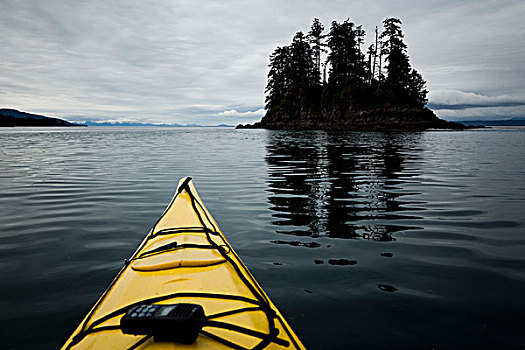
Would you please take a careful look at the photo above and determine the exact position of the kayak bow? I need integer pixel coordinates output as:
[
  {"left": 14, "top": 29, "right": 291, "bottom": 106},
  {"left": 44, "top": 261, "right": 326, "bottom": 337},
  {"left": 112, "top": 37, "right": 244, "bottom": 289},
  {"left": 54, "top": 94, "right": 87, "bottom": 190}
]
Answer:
[{"left": 62, "top": 177, "right": 305, "bottom": 349}]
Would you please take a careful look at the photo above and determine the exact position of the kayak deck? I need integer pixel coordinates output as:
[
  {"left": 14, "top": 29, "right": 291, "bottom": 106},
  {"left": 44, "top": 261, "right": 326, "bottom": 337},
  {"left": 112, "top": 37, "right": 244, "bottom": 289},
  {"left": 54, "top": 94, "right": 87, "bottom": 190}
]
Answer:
[{"left": 62, "top": 177, "right": 305, "bottom": 349}]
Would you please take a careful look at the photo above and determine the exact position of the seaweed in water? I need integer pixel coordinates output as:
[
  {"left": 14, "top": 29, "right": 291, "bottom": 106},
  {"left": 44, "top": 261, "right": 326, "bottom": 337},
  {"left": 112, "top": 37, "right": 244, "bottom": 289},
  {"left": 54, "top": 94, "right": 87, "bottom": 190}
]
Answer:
[
  {"left": 378, "top": 284, "right": 398, "bottom": 292},
  {"left": 328, "top": 259, "right": 358, "bottom": 266}
]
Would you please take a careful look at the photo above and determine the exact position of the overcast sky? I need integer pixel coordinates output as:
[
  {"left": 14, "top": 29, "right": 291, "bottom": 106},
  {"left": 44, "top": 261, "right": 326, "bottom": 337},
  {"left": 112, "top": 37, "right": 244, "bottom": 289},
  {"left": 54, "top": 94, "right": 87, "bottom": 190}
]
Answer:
[{"left": 1, "top": 0, "right": 524, "bottom": 124}]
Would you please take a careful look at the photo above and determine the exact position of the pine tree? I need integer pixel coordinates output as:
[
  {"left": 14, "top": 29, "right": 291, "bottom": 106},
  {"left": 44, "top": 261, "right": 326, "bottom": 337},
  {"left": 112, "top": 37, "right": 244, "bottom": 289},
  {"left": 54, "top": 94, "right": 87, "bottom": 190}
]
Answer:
[
  {"left": 372, "top": 26, "right": 379, "bottom": 82},
  {"left": 366, "top": 44, "right": 374, "bottom": 83},
  {"left": 308, "top": 18, "right": 325, "bottom": 88},
  {"left": 380, "top": 18, "right": 411, "bottom": 91},
  {"left": 326, "top": 19, "right": 367, "bottom": 88},
  {"left": 264, "top": 16, "right": 429, "bottom": 124},
  {"left": 408, "top": 69, "right": 428, "bottom": 107},
  {"left": 265, "top": 46, "right": 291, "bottom": 111},
  {"left": 380, "top": 17, "right": 427, "bottom": 106},
  {"left": 289, "top": 31, "right": 314, "bottom": 112}
]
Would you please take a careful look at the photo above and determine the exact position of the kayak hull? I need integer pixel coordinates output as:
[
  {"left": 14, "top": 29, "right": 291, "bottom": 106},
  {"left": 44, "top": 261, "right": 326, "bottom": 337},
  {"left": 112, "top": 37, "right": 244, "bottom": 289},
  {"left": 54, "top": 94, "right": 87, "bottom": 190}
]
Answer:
[{"left": 62, "top": 178, "right": 305, "bottom": 350}]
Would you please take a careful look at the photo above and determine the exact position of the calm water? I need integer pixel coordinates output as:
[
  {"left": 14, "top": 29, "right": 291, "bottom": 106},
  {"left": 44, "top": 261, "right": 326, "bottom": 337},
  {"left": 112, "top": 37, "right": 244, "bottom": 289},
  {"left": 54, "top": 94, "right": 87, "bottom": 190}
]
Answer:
[{"left": 0, "top": 127, "right": 524, "bottom": 349}]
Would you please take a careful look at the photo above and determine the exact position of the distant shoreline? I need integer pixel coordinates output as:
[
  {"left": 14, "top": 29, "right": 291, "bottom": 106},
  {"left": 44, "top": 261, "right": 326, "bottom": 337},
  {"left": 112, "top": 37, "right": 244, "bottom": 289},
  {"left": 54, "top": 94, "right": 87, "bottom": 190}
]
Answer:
[
  {"left": 456, "top": 118, "right": 525, "bottom": 127},
  {"left": 0, "top": 109, "right": 237, "bottom": 128},
  {"left": 78, "top": 121, "right": 234, "bottom": 127},
  {"left": 3, "top": 107, "right": 523, "bottom": 128},
  {"left": 0, "top": 109, "right": 85, "bottom": 127}
]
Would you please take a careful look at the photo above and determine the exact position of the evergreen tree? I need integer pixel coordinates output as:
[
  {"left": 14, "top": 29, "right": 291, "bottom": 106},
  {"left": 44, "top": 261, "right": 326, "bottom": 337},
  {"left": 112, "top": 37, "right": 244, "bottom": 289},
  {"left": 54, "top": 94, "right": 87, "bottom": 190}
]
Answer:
[
  {"left": 264, "top": 16, "right": 429, "bottom": 121},
  {"left": 380, "top": 18, "right": 411, "bottom": 90},
  {"left": 308, "top": 18, "right": 325, "bottom": 87},
  {"left": 265, "top": 46, "right": 291, "bottom": 111},
  {"left": 326, "top": 20, "right": 367, "bottom": 88},
  {"left": 380, "top": 17, "right": 427, "bottom": 106},
  {"left": 408, "top": 69, "right": 428, "bottom": 107},
  {"left": 366, "top": 43, "right": 374, "bottom": 83},
  {"left": 372, "top": 26, "right": 379, "bottom": 82},
  {"left": 289, "top": 31, "right": 314, "bottom": 112}
]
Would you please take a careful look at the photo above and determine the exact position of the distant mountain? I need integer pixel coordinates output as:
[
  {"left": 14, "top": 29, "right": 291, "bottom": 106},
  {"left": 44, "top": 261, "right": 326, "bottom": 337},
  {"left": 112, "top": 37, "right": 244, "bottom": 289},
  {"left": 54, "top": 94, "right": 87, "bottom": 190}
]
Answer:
[
  {"left": 80, "top": 121, "right": 234, "bottom": 127},
  {"left": 0, "top": 110, "right": 235, "bottom": 127},
  {"left": 458, "top": 118, "right": 525, "bottom": 126},
  {"left": 0, "top": 109, "right": 85, "bottom": 127},
  {"left": 80, "top": 121, "right": 184, "bottom": 127}
]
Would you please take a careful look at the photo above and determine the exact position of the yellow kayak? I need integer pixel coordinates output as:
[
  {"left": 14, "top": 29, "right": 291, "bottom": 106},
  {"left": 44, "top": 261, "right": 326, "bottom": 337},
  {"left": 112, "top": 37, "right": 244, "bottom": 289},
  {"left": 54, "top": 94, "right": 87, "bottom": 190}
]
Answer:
[{"left": 62, "top": 177, "right": 305, "bottom": 350}]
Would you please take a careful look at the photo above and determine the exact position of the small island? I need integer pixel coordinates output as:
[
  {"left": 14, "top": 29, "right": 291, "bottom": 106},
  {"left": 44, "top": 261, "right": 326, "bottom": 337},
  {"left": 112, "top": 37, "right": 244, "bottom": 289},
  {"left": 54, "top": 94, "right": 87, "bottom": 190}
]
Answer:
[
  {"left": 0, "top": 109, "right": 85, "bottom": 127},
  {"left": 237, "top": 18, "right": 465, "bottom": 130}
]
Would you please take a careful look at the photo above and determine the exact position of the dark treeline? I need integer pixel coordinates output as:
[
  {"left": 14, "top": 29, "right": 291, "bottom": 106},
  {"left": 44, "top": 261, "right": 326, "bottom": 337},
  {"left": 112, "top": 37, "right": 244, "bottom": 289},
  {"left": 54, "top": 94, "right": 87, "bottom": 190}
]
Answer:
[{"left": 265, "top": 17, "right": 428, "bottom": 118}]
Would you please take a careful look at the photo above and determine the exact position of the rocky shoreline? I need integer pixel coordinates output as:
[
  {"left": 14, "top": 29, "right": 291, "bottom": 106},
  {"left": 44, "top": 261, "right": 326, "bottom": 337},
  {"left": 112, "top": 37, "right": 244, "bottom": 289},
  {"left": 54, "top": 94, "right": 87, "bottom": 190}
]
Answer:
[{"left": 236, "top": 107, "right": 469, "bottom": 131}]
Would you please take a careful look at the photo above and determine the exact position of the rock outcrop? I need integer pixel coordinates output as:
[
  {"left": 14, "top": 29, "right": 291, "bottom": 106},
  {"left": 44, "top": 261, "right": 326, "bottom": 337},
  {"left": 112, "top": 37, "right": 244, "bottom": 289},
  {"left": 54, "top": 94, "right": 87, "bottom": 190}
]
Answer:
[{"left": 236, "top": 107, "right": 466, "bottom": 130}]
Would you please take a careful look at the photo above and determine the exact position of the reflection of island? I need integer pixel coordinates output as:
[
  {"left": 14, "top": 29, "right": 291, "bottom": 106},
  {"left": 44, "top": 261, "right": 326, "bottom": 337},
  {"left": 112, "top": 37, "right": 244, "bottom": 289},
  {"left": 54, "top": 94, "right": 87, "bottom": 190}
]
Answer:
[{"left": 265, "top": 130, "right": 424, "bottom": 241}]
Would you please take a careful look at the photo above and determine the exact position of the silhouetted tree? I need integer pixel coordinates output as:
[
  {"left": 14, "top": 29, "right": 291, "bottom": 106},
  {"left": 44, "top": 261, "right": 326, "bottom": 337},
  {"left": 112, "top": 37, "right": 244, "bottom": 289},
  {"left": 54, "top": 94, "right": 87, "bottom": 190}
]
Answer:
[
  {"left": 366, "top": 44, "right": 374, "bottom": 83},
  {"left": 308, "top": 18, "right": 325, "bottom": 87},
  {"left": 372, "top": 26, "right": 379, "bottom": 82},
  {"left": 264, "top": 17, "right": 429, "bottom": 122},
  {"left": 265, "top": 46, "right": 292, "bottom": 111},
  {"left": 326, "top": 19, "right": 367, "bottom": 87},
  {"left": 378, "top": 40, "right": 384, "bottom": 82},
  {"left": 408, "top": 69, "right": 428, "bottom": 107},
  {"left": 289, "top": 31, "right": 315, "bottom": 113},
  {"left": 380, "top": 17, "right": 427, "bottom": 106},
  {"left": 380, "top": 18, "right": 410, "bottom": 89}
]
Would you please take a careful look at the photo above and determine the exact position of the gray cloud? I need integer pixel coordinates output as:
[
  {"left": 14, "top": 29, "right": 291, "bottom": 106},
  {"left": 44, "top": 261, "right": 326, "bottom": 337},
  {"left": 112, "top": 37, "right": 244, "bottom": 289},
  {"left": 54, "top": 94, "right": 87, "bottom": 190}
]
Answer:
[
  {"left": 428, "top": 90, "right": 525, "bottom": 107},
  {"left": 433, "top": 105, "right": 525, "bottom": 120},
  {"left": 427, "top": 90, "right": 525, "bottom": 120},
  {"left": 1, "top": 0, "right": 524, "bottom": 123}
]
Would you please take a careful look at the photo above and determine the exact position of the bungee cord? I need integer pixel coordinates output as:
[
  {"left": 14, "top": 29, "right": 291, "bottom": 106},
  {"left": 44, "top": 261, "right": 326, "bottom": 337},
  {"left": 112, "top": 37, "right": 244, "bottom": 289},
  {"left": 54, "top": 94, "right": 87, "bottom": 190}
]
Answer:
[{"left": 64, "top": 177, "right": 299, "bottom": 350}]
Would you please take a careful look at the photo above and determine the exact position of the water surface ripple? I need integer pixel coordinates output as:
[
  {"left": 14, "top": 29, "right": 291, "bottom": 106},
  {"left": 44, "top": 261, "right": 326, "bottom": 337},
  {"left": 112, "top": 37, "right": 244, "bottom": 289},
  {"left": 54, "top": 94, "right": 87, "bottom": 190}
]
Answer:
[{"left": 0, "top": 127, "right": 524, "bottom": 349}]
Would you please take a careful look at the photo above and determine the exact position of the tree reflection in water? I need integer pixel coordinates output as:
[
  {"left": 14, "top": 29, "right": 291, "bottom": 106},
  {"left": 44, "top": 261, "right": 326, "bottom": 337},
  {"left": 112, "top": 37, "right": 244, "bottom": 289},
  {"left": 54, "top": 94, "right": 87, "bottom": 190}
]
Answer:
[{"left": 265, "top": 130, "right": 425, "bottom": 242}]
